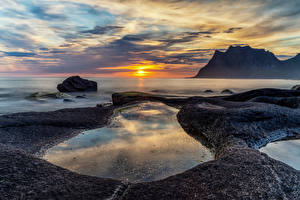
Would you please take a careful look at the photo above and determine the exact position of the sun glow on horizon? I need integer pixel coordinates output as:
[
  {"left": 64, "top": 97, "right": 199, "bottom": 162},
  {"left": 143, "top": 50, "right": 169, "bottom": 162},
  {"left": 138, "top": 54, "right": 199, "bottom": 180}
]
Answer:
[
  {"left": 98, "top": 61, "right": 164, "bottom": 77},
  {"left": 135, "top": 70, "right": 147, "bottom": 77}
]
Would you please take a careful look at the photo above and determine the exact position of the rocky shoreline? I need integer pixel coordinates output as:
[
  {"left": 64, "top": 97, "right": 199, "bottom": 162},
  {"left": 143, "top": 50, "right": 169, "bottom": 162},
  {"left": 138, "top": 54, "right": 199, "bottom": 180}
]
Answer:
[{"left": 0, "top": 88, "right": 300, "bottom": 199}]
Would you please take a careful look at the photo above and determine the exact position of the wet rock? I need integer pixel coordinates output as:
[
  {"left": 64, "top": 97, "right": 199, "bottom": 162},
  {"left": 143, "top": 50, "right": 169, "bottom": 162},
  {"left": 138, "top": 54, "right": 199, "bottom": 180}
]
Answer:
[
  {"left": 97, "top": 103, "right": 113, "bottom": 108},
  {"left": 150, "top": 89, "right": 168, "bottom": 93},
  {"left": 0, "top": 106, "right": 115, "bottom": 154},
  {"left": 177, "top": 98, "right": 300, "bottom": 149},
  {"left": 26, "top": 92, "right": 70, "bottom": 100},
  {"left": 204, "top": 89, "right": 214, "bottom": 93},
  {"left": 112, "top": 92, "right": 159, "bottom": 106},
  {"left": 250, "top": 96, "right": 300, "bottom": 108},
  {"left": 291, "top": 85, "right": 300, "bottom": 90},
  {"left": 2, "top": 88, "right": 300, "bottom": 199},
  {"left": 0, "top": 144, "right": 122, "bottom": 200},
  {"left": 112, "top": 92, "right": 187, "bottom": 108},
  {"left": 224, "top": 88, "right": 300, "bottom": 102},
  {"left": 76, "top": 95, "right": 87, "bottom": 99},
  {"left": 57, "top": 76, "right": 97, "bottom": 92},
  {"left": 221, "top": 89, "right": 234, "bottom": 94},
  {"left": 63, "top": 99, "right": 74, "bottom": 103},
  {"left": 122, "top": 145, "right": 300, "bottom": 200}
]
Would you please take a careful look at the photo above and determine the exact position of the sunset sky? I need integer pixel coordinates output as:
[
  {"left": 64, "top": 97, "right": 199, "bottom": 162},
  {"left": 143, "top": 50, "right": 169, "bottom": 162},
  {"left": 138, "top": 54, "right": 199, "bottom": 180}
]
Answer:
[{"left": 1, "top": 0, "right": 300, "bottom": 77}]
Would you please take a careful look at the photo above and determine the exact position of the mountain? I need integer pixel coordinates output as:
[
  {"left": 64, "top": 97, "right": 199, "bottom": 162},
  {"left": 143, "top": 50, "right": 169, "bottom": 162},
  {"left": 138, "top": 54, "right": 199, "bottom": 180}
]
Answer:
[{"left": 194, "top": 45, "right": 300, "bottom": 79}]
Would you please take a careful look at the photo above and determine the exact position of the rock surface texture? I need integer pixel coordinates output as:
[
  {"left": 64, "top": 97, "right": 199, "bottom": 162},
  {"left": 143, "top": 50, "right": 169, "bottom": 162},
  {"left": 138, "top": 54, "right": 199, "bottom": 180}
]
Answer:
[
  {"left": 0, "top": 88, "right": 300, "bottom": 199},
  {"left": 57, "top": 76, "right": 97, "bottom": 92}
]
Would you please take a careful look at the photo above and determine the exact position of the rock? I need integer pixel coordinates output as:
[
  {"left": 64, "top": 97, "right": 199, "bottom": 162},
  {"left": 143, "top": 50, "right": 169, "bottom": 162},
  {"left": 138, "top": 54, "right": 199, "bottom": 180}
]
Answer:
[
  {"left": 112, "top": 92, "right": 187, "bottom": 108},
  {"left": 0, "top": 144, "right": 122, "bottom": 199},
  {"left": 204, "top": 89, "right": 214, "bottom": 93},
  {"left": 121, "top": 145, "right": 300, "bottom": 200},
  {"left": 177, "top": 98, "right": 300, "bottom": 149},
  {"left": 63, "top": 99, "right": 74, "bottom": 103},
  {"left": 223, "top": 88, "right": 300, "bottom": 102},
  {"left": 76, "top": 95, "right": 87, "bottom": 99},
  {"left": 26, "top": 92, "right": 70, "bottom": 100},
  {"left": 250, "top": 96, "right": 300, "bottom": 108},
  {"left": 0, "top": 106, "right": 115, "bottom": 154},
  {"left": 97, "top": 103, "right": 113, "bottom": 108},
  {"left": 221, "top": 89, "right": 234, "bottom": 94},
  {"left": 291, "top": 85, "right": 300, "bottom": 90},
  {"left": 57, "top": 76, "right": 97, "bottom": 92},
  {"left": 150, "top": 89, "right": 168, "bottom": 93},
  {"left": 1, "top": 88, "right": 300, "bottom": 199}
]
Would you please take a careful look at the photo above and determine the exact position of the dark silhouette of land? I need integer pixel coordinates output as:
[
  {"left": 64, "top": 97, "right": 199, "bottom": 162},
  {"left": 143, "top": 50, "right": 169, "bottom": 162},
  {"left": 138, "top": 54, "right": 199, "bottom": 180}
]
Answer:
[{"left": 195, "top": 45, "right": 300, "bottom": 79}]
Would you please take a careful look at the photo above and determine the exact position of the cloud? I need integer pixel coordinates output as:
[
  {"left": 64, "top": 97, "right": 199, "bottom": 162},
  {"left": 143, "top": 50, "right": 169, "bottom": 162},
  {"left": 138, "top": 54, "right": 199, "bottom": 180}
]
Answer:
[
  {"left": 1, "top": 0, "right": 300, "bottom": 77},
  {"left": 2, "top": 51, "right": 36, "bottom": 57},
  {"left": 29, "top": 5, "right": 66, "bottom": 21},
  {"left": 0, "top": 30, "right": 37, "bottom": 50},
  {"left": 80, "top": 25, "right": 123, "bottom": 35},
  {"left": 223, "top": 27, "right": 243, "bottom": 33}
]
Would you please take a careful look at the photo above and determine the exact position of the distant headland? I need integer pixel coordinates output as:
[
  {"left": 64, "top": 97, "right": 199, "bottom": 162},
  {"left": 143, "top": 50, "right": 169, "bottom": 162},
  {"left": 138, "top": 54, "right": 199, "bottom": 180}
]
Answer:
[{"left": 194, "top": 45, "right": 300, "bottom": 79}]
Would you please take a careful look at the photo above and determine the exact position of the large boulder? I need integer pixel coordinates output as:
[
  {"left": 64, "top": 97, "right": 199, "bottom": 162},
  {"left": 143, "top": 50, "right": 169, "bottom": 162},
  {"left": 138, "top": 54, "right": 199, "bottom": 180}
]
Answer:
[{"left": 57, "top": 76, "right": 97, "bottom": 92}]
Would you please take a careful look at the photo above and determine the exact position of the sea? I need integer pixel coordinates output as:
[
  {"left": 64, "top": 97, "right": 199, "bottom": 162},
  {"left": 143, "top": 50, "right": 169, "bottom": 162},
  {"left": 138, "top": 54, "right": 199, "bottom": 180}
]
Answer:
[{"left": 1, "top": 77, "right": 300, "bottom": 114}]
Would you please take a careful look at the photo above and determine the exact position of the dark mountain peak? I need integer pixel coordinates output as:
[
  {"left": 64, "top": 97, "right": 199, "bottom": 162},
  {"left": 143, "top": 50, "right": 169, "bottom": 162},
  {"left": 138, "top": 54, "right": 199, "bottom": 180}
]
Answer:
[
  {"left": 227, "top": 45, "right": 251, "bottom": 51},
  {"left": 194, "top": 45, "right": 300, "bottom": 78},
  {"left": 285, "top": 53, "right": 300, "bottom": 64}
]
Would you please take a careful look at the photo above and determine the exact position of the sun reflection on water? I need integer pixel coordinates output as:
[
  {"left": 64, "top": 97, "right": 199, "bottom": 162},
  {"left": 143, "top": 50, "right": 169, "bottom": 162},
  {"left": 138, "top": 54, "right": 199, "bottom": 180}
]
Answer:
[{"left": 44, "top": 102, "right": 213, "bottom": 182}]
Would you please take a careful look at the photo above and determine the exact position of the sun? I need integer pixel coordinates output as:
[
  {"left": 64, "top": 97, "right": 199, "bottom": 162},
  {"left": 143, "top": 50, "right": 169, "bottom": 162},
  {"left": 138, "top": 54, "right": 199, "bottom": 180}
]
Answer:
[
  {"left": 134, "top": 68, "right": 149, "bottom": 77},
  {"left": 137, "top": 70, "right": 145, "bottom": 75}
]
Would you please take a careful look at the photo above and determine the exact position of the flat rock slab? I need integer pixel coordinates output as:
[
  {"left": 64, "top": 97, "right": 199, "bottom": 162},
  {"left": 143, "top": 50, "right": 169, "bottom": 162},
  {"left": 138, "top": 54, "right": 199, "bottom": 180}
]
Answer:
[
  {"left": 0, "top": 106, "right": 114, "bottom": 154},
  {"left": 0, "top": 144, "right": 122, "bottom": 200},
  {"left": 178, "top": 98, "right": 300, "bottom": 149},
  {"left": 121, "top": 146, "right": 300, "bottom": 200},
  {"left": 223, "top": 88, "right": 300, "bottom": 102},
  {"left": 249, "top": 96, "right": 300, "bottom": 108}
]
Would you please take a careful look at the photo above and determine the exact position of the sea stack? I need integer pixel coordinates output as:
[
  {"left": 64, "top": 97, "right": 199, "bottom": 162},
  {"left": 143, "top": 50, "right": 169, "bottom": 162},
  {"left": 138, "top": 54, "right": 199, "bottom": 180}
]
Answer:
[{"left": 57, "top": 76, "right": 97, "bottom": 92}]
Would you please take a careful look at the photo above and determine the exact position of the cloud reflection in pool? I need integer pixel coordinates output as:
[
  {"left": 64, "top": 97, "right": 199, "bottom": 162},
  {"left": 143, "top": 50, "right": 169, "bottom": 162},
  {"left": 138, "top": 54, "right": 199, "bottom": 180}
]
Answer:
[
  {"left": 44, "top": 102, "right": 213, "bottom": 182},
  {"left": 260, "top": 140, "right": 300, "bottom": 170}
]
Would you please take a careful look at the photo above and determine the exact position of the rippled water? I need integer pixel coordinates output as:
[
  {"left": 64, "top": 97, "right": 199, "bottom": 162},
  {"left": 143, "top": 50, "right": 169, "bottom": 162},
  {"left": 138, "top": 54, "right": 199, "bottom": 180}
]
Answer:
[
  {"left": 44, "top": 102, "right": 213, "bottom": 182},
  {"left": 260, "top": 140, "right": 300, "bottom": 170}
]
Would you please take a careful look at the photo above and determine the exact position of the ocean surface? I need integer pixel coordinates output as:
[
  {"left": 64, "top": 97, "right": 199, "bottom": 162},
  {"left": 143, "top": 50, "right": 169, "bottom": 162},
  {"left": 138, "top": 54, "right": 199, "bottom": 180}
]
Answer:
[
  {"left": 1, "top": 77, "right": 300, "bottom": 114},
  {"left": 1, "top": 77, "right": 299, "bottom": 180}
]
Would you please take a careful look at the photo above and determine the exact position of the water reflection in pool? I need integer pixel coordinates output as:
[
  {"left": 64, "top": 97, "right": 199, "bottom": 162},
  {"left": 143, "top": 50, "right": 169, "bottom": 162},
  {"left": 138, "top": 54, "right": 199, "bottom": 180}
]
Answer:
[
  {"left": 44, "top": 102, "right": 213, "bottom": 182},
  {"left": 260, "top": 140, "right": 300, "bottom": 170}
]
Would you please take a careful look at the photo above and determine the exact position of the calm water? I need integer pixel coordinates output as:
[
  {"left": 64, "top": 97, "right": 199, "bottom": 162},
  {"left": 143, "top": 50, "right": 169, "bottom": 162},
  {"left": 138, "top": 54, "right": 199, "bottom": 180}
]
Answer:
[
  {"left": 260, "top": 140, "right": 300, "bottom": 170},
  {"left": 44, "top": 102, "right": 213, "bottom": 182},
  {"left": 0, "top": 77, "right": 299, "bottom": 114}
]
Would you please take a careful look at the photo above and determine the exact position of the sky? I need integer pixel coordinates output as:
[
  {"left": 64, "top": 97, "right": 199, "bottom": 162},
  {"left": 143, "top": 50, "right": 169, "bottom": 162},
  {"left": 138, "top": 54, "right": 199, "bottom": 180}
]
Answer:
[{"left": 1, "top": 0, "right": 300, "bottom": 78}]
